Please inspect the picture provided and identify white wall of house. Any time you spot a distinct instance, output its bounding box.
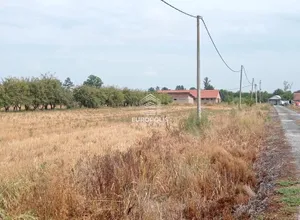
[169,94,194,104]
[201,98,220,104]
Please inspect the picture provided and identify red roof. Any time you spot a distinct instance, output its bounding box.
[159,90,220,99]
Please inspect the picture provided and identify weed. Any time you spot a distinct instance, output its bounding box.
[0,106,267,219]
[281,196,300,207]
[277,180,299,187]
[277,187,300,196]
[180,111,210,135]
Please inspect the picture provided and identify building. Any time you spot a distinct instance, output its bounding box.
[159,90,221,104]
[268,95,282,105]
[294,91,300,106]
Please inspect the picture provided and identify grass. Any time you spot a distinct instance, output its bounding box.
[0,105,269,219]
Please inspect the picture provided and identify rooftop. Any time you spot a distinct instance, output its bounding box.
[159,90,220,99]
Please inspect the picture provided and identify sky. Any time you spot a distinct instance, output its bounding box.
[0,0,300,92]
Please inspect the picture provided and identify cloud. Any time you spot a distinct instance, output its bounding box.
[0,0,300,91]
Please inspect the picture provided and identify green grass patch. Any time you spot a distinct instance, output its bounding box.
[277,180,300,187]
[277,187,300,196]
[276,179,300,208]
[180,111,210,135]
[281,196,300,207]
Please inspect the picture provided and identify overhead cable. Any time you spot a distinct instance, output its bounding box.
[242,66,252,85]
[201,18,240,73]
[160,0,197,18]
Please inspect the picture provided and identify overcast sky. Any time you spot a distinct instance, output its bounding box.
[0,0,299,92]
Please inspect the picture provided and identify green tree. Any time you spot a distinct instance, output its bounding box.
[104,87,125,107]
[63,77,74,90]
[190,87,196,90]
[273,89,284,96]
[203,77,214,90]
[73,86,102,108]
[282,91,293,100]
[2,77,31,111]
[83,75,103,88]
[175,85,185,90]
[161,87,169,91]
[148,87,155,92]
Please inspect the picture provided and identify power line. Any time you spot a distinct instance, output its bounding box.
[242,66,252,85]
[160,0,197,18]
[201,18,240,73]
[227,84,251,91]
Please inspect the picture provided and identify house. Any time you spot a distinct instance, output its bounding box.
[294,91,300,106]
[159,90,221,104]
[268,95,282,105]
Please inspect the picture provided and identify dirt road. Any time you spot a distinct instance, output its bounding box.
[275,105,300,170]
[275,106,300,170]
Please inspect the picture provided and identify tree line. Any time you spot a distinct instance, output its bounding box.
[149,77,294,105]
[0,74,172,111]
[149,77,214,92]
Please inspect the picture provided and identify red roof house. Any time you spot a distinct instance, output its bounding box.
[159,90,221,104]
[294,91,300,106]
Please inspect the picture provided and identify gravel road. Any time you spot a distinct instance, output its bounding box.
[275,106,300,169]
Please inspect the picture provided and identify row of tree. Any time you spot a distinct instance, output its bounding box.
[149,77,215,92]
[0,74,172,111]
[149,78,294,105]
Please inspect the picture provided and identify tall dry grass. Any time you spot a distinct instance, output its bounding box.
[0,106,267,219]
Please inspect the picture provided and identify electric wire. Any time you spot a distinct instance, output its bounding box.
[242,66,252,85]
[201,18,240,73]
[160,0,197,18]
[160,0,255,89]
[227,84,251,91]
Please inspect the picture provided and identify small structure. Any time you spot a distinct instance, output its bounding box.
[293,91,300,106]
[268,95,282,105]
[159,90,221,104]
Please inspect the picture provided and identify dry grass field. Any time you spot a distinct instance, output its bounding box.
[0,104,268,219]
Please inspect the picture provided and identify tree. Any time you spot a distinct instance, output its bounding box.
[203,77,214,90]
[155,86,160,91]
[73,86,102,108]
[148,87,155,92]
[2,77,31,111]
[83,75,103,88]
[63,77,74,90]
[273,89,284,96]
[104,87,125,107]
[190,87,196,90]
[283,81,293,92]
[161,87,169,91]
[175,85,185,90]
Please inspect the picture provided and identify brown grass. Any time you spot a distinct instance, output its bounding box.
[0,105,268,219]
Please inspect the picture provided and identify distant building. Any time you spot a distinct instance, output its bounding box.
[268,95,282,105]
[159,90,221,104]
[294,91,300,106]
[294,91,300,102]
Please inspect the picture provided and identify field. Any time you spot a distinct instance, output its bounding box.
[0,104,268,219]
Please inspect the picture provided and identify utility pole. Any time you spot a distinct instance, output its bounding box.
[196,15,201,120]
[239,65,243,110]
[255,84,258,104]
[259,80,262,103]
[251,78,254,101]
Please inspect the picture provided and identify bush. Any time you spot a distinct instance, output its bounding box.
[180,111,210,135]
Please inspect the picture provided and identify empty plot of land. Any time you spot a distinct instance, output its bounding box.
[0,106,199,178]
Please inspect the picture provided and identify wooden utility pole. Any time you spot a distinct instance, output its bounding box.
[197,15,201,120]
[259,80,262,103]
[255,84,258,104]
[251,78,254,101]
[239,65,243,109]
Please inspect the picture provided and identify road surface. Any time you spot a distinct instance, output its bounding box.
[275,106,300,169]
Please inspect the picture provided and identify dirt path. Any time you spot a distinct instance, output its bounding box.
[275,106,300,169]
